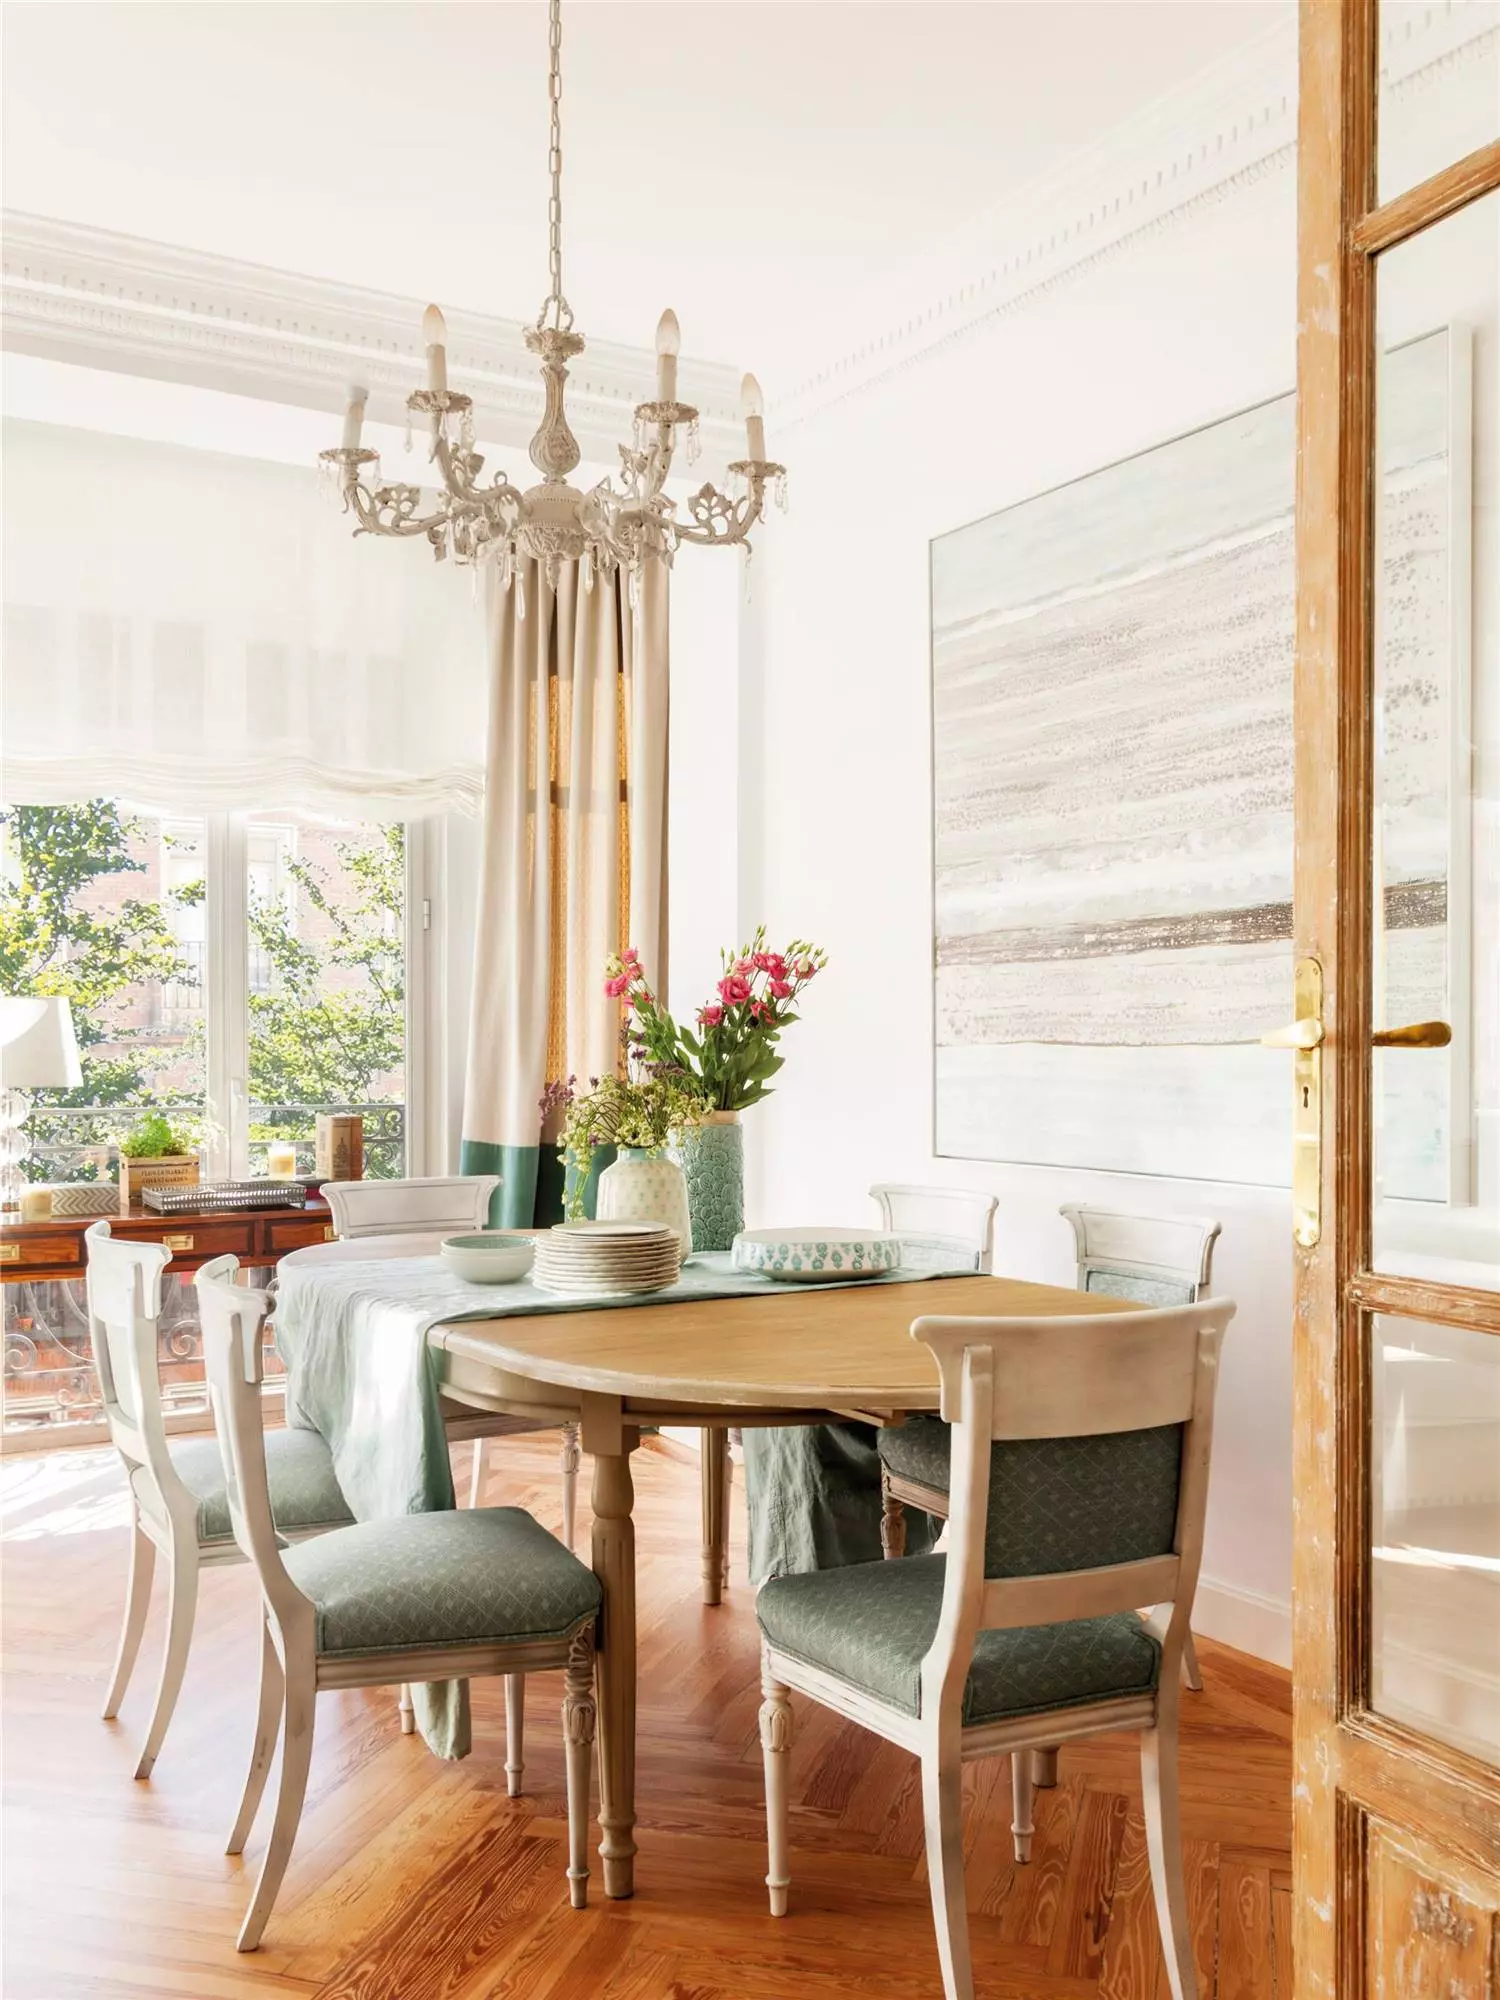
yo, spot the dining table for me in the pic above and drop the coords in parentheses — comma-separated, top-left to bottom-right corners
(274, 1235, 1140, 1899)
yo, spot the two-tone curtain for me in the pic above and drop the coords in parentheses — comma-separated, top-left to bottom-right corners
(459, 557, 668, 1225)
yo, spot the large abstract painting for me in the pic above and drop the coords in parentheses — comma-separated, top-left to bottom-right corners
(931, 328, 1462, 1190)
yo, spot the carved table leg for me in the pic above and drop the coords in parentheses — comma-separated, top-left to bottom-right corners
(592, 1433, 639, 1898)
(880, 1469, 908, 1560)
(700, 1426, 728, 1606)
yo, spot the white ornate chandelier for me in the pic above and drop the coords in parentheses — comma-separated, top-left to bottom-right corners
(321, 0, 784, 604)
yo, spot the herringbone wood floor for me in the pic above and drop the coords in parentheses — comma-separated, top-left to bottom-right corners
(2, 1435, 1293, 1999)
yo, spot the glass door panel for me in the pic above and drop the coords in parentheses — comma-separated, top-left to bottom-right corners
(1377, 2, 1499, 204)
(1371, 190, 1498, 1290)
(1372, 1313, 1500, 1764)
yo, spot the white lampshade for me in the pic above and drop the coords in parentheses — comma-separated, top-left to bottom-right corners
(0, 996, 83, 1089)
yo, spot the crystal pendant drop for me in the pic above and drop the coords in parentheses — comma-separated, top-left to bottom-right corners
(460, 408, 475, 452)
(404, 411, 414, 454)
(516, 571, 528, 620)
(686, 417, 700, 465)
(775, 470, 789, 513)
(582, 551, 594, 594)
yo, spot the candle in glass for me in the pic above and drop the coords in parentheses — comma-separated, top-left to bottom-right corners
(267, 1141, 297, 1180)
(741, 373, 766, 461)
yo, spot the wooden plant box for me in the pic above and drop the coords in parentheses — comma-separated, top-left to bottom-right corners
(119, 1153, 200, 1216)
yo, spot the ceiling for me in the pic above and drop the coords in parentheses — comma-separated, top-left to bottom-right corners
(2, 1, 1287, 390)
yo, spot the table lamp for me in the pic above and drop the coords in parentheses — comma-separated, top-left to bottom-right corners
(1, 996, 83, 1216)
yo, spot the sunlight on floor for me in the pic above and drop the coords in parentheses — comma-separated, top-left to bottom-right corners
(1, 1447, 130, 1541)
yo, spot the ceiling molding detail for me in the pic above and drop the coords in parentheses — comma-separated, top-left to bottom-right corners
(0, 212, 747, 463)
(776, 5, 1497, 432)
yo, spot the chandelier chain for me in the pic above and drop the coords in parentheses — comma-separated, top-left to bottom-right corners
(540, 0, 573, 332)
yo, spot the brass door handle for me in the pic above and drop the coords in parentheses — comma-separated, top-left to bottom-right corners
(162, 1233, 194, 1253)
(1371, 1020, 1451, 1048)
(1261, 1017, 1325, 1050)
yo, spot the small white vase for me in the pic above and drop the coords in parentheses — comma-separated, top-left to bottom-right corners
(595, 1149, 692, 1260)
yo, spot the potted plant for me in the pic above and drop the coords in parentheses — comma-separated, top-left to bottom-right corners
(117, 1112, 201, 1216)
(600, 928, 828, 1250)
(543, 1073, 707, 1253)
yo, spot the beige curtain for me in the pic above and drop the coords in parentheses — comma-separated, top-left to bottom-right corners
(460, 556, 669, 1224)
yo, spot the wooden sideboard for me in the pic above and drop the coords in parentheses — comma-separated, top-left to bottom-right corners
(0, 1200, 336, 1285)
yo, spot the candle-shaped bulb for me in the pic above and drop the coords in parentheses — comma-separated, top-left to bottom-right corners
(340, 383, 368, 456)
(741, 372, 766, 462)
(423, 303, 448, 405)
(655, 308, 680, 402)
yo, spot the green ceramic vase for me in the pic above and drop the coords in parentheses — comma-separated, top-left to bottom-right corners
(671, 1112, 744, 1252)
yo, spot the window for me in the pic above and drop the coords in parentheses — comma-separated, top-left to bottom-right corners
(2, 799, 423, 1435)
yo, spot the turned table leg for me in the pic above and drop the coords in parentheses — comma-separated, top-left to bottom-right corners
(700, 1426, 728, 1606)
(591, 1431, 639, 1898)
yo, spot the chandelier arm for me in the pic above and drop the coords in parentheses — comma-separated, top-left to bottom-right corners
(431, 436, 526, 523)
(671, 470, 771, 548)
(344, 478, 452, 540)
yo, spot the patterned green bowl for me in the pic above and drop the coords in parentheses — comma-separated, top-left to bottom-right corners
(730, 1229, 902, 1281)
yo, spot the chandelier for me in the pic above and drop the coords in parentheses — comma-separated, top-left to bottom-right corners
(320, 0, 785, 605)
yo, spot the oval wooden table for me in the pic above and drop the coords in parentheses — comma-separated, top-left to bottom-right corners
(277, 1246, 1139, 1899)
(430, 1269, 1143, 1900)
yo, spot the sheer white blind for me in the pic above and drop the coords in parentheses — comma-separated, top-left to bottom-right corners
(3, 420, 488, 816)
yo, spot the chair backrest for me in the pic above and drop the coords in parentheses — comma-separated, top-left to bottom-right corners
(83, 1221, 198, 1522)
(1059, 1204, 1220, 1306)
(912, 1299, 1235, 1722)
(322, 1174, 500, 1241)
(870, 1184, 998, 1273)
(195, 1258, 314, 1636)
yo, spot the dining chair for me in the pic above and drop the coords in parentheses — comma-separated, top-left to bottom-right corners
(757, 1296, 1235, 2000)
(195, 1259, 601, 1952)
(322, 1174, 582, 1539)
(877, 1203, 1221, 1695)
(84, 1221, 355, 1780)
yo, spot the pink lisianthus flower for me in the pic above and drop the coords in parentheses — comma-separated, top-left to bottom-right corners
(793, 956, 816, 979)
(768, 976, 793, 999)
(733, 957, 756, 976)
(718, 973, 752, 1006)
(621, 945, 640, 966)
(604, 972, 631, 999)
(697, 1003, 724, 1028)
(752, 951, 788, 979)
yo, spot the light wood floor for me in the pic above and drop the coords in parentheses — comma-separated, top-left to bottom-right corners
(1, 1433, 1294, 1999)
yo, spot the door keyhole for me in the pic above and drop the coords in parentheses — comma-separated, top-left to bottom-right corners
(1302, 1084, 1311, 1111)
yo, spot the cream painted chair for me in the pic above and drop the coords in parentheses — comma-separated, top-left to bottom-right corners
(196, 1259, 600, 1951)
(878, 1203, 1221, 1696)
(757, 1296, 1235, 2000)
(870, 1183, 998, 1276)
(84, 1222, 354, 1779)
(322, 1175, 581, 1537)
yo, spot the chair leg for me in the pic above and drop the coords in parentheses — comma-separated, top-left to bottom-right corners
(134, 1531, 199, 1779)
(880, 1470, 907, 1560)
(1032, 1746, 1059, 1788)
(560, 1423, 581, 1551)
(758, 1653, 794, 1917)
(722, 1431, 736, 1587)
(1010, 1750, 1035, 1863)
(920, 1740, 975, 2000)
(505, 1673, 526, 1798)
(227, 1617, 285, 1855)
(102, 1517, 156, 1721)
(398, 1685, 415, 1734)
(468, 1439, 488, 1509)
(237, 1663, 316, 1953)
(1181, 1631, 1204, 1692)
(562, 1627, 597, 1909)
(1141, 1708, 1198, 2000)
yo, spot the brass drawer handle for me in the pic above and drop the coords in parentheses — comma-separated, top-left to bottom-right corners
(324, 1226, 337, 1242)
(0, 1243, 19, 1264)
(163, 1233, 194, 1253)
(1371, 1020, 1452, 1049)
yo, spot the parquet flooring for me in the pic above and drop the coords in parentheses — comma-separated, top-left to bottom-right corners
(1, 1435, 1294, 1999)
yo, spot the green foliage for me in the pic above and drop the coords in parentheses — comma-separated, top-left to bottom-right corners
(119, 1112, 192, 1159)
(0, 804, 202, 1171)
(545, 1072, 708, 1221)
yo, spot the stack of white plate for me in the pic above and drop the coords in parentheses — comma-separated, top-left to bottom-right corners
(532, 1221, 682, 1298)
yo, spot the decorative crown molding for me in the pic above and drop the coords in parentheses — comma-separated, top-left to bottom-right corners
(776, 3, 1497, 432)
(0, 212, 746, 465)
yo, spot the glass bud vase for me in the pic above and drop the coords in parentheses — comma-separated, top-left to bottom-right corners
(595, 1148, 692, 1261)
(671, 1110, 744, 1253)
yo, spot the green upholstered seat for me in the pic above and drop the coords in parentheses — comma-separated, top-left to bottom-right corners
(135, 1428, 355, 1546)
(281, 1506, 602, 1659)
(878, 1270, 1195, 1502)
(757, 1554, 1162, 1722)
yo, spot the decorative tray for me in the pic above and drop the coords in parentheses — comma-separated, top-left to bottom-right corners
(143, 1181, 308, 1215)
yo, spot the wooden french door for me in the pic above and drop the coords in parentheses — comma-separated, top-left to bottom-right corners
(1293, 3, 1500, 1993)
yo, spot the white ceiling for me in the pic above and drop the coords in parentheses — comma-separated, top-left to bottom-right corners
(2, 1, 1287, 390)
